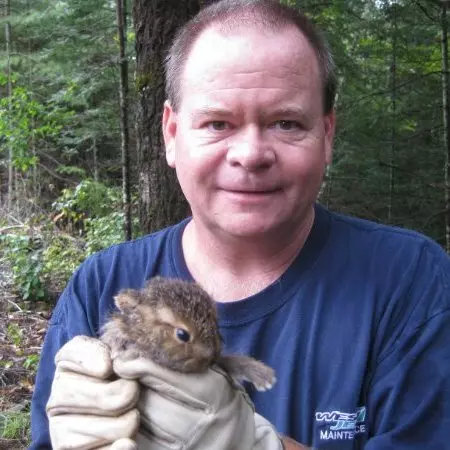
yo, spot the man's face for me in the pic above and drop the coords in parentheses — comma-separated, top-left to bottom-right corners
(163, 25, 335, 239)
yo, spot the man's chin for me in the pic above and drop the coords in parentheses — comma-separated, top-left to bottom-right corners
(214, 216, 288, 239)
(207, 206, 314, 242)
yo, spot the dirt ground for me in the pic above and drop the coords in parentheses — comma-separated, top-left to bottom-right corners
(0, 261, 52, 449)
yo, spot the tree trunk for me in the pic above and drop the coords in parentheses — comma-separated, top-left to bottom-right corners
(28, 16, 38, 201)
(388, 0, 398, 224)
(93, 137, 99, 182)
(5, 0, 13, 211)
(441, 2, 450, 253)
(133, 0, 200, 234)
(117, 0, 132, 240)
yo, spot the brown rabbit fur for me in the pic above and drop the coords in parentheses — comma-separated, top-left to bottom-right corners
(100, 276, 276, 391)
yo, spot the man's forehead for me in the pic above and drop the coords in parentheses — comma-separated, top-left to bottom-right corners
(182, 25, 318, 82)
(191, 23, 310, 54)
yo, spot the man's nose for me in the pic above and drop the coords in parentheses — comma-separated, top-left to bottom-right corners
(226, 126, 275, 171)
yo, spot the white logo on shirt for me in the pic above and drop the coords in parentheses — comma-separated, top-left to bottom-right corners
(315, 406, 366, 441)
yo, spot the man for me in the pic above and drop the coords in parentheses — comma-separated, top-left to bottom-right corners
(30, 1, 450, 449)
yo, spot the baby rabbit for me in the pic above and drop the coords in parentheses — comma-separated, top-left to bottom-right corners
(100, 276, 276, 391)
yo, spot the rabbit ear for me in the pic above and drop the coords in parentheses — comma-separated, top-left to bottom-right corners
(113, 289, 141, 312)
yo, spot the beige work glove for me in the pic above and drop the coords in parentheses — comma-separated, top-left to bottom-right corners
(47, 336, 284, 450)
(114, 356, 284, 450)
(46, 336, 141, 450)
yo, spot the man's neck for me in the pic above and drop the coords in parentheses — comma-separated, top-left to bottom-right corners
(182, 209, 315, 302)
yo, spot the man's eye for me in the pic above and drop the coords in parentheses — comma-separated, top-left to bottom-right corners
(273, 120, 301, 131)
(207, 121, 229, 131)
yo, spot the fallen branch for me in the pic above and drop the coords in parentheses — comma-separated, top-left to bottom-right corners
(0, 225, 25, 234)
(6, 214, 24, 226)
(5, 299, 23, 313)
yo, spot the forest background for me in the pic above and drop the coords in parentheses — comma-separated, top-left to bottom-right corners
(0, 0, 449, 447)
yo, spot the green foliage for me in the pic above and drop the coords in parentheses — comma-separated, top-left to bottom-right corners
(135, 72, 154, 91)
(41, 235, 85, 292)
(0, 234, 46, 301)
(51, 180, 137, 256)
(6, 323, 23, 347)
(0, 360, 13, 370)
(52, 180, 121, 226)
(0, 0, 136, 191)
(307, 0, 446, 245)
(85, 212, 139, 255)
(23, 354, 40, 373)
(55, 165, 87, 177)
(0, 85, 74, 172)
(0, 224, 87, 301)
(0, 411, 31, 441)
(85, 212, 126, 255)
(0, 179, 137, 300)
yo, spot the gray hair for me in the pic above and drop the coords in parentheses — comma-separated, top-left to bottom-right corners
(164, 0, 337, 114)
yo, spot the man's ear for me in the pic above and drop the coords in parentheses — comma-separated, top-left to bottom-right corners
(324, 109, 336, 165)
(162, 100, 177, 168)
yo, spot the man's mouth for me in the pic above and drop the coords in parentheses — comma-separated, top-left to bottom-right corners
(221, 188, 282, 199)
(226, 188, 280, 194)
(222, 184, 281, 193)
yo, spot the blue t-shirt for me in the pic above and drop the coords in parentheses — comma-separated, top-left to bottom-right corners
(30, 204, 450, 449)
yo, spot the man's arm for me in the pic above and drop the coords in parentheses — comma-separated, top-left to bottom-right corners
(364, 243, 450, 448)
(30, 320, 68, 449)
(281, 243, 450, 450)
(30, 259, 100, 449)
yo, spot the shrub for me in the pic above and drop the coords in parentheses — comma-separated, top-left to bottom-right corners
(0, 411, 30, 442)
(23, 354, 40, 373)
(85, 212, 140, 255)
(1, 180, 140, 301)
(0, 234, 46, 301)
(52, 180, 122, 233)
(41, 235, 86, 295)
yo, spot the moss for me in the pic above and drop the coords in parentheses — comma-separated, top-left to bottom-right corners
(135, 72, 153, 91)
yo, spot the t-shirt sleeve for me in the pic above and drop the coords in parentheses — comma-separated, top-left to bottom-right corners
(29, 258, 99, 449)
(365, 242, 450, 449)
(29, 317, 68, 448)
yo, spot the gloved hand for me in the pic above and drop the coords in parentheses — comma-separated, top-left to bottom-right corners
(46, 335, 141, 450)
(113, 356, 284, 450)
(46, 335, 285, 450)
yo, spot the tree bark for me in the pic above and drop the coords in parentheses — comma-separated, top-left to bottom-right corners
(133, 0, 200, 234)
(93, 137, 98, 182)
(388, 0, 398, 224)
(117, 0, 132, 240)
(5, 0, 13, 211)
(28, 6, 38, 201)
(441, 2, 450, 253)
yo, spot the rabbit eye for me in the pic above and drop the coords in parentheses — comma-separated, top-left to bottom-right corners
(175, 328, 191, 343)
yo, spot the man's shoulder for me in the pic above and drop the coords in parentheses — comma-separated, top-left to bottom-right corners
(52, 219, 190, 331)
(85, 219, 188, 266)
(65, 218, 189, 299)
(324, 205, 447, 261)
(314, 207, 449, 371)
(318, 205, 449, 306)
(327, 205, 428, 240)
